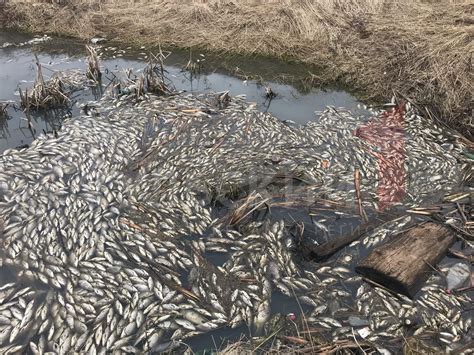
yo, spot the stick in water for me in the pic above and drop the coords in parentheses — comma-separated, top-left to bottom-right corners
(354, 168, 368, 222)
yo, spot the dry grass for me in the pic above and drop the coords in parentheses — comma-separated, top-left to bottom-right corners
(218, 335, 379, 354)
(221, 191, 270, 226)
(1, 0, 473, 134)
(143, 50, 176, 96)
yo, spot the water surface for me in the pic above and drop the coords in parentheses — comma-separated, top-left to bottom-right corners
(0, 31, 369, 153)
(1, 31, 469, 354)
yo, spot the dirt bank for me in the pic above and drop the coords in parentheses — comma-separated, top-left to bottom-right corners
(1, 0, 473, 135)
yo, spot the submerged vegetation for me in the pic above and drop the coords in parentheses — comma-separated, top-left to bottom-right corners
(1, 0, 472, 135)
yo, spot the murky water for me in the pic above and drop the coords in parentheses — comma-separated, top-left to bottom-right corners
(0, 31, 372, 352)
(0, 31, 369, 153)
(0, 32, 471, 354)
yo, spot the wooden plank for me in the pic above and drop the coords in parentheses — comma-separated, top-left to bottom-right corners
(356, 222, 455, 297)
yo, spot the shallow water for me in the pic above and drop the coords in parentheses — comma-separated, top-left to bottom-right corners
(0, 31, 370, 352)
(0, 31, 369, 153)
(0, 32, 471, 354)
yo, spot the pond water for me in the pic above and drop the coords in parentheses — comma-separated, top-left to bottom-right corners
(0, 31, 374, 353)
(0, 31, 472, 354)
(0, 31, 370, 154)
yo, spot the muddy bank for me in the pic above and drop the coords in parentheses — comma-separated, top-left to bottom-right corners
(1, 0, 473, 137)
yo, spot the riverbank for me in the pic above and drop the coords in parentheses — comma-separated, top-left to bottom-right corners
(1, 0, 473, 135)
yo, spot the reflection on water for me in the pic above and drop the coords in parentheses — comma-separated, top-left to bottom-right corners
(0, 31, 369, 154)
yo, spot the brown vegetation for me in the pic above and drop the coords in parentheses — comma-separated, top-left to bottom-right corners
(85, 44, 101, 83)
(19, 55, 70, 110)
(1, 0, 473, 133)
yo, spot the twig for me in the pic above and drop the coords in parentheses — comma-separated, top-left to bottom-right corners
(351, 327, 367, 355)
(354, 168, 368, 222)
(456, 202, 468, 224)
(423, 259, 445, 279)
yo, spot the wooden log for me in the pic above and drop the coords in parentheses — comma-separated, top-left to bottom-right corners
(299, 213, 403, 261)
(356, 222, 455, 297)
(301, 224, 374, 261)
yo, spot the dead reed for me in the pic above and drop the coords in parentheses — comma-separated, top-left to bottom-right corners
(143, 49, 176, 96)
(216, 319, 380, 354)
(0, 102, 9, 119)
(221, 192, 270, 226)
(109, 49, 176, 100)
(19, 55, 70, 110)
(183, 49, 204, 75)
(86, 45, 101, 83)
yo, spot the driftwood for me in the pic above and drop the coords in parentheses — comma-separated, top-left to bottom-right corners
(356, 222, 455, 297)
(300, 213, 402, 261)
(354, 168, 367, 222)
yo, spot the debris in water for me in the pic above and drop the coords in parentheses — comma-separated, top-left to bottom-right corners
(27, 35, 51, 45)
(445, 262, 471, 291)
(265, 85, 276, 99)
(90, 37, 107, 44)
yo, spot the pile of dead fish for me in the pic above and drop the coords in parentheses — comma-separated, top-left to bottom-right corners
(1, 35, 51, 49)
(0, 88, 472, 354)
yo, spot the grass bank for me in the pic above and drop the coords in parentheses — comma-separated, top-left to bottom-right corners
(1, 0, 473, 134)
